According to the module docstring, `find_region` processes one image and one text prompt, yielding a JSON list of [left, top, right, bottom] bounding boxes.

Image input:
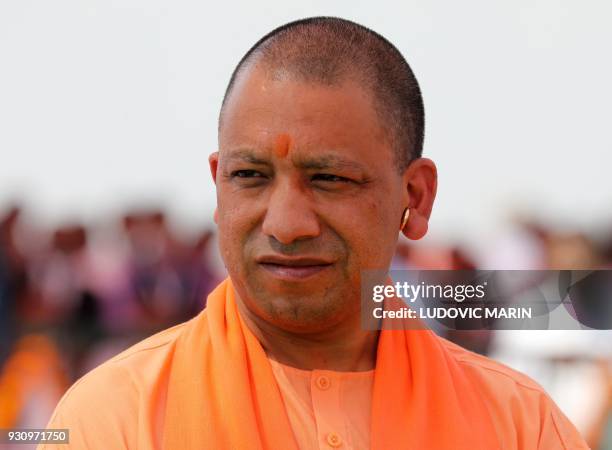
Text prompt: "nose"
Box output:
[[261, 178, 321, 245]]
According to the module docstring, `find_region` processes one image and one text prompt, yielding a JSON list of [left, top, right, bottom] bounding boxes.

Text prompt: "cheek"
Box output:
[[216, 195, 257, 267], [363, 201, 398, 264], [324, 198, 398, 270]]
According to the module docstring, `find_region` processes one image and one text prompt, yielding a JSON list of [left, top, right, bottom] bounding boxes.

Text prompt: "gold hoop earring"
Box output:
[[400, 207, 410, 231]]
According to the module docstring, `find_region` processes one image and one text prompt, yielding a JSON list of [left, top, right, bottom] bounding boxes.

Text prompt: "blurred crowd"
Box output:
[[1, 203, 611, 449], [0, 204, 221, 439]]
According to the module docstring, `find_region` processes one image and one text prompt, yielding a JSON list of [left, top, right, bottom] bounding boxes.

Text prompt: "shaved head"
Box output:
[[219, 16, 425, 171]]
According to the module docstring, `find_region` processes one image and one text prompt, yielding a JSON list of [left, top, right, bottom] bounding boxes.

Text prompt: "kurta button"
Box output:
[[316, 375, 331, 390], [326, 432, 342, 447]]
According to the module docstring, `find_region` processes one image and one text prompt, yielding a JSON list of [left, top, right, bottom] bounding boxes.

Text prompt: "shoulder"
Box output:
[[99, 319, 189, 380], [437, 335, 590, 449], [439, 335, 546, 393], [42, 318, 198, 450], [65, 319, 188, 400]]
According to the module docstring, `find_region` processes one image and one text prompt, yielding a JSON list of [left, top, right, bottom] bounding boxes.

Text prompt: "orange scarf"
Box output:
[[162, 278, 501, 449]]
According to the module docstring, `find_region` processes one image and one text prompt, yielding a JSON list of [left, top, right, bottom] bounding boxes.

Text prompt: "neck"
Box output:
[[236, 299, 380, 372]]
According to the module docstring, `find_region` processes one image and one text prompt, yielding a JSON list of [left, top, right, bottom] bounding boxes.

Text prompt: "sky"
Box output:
[[1, 0, 611, 248]]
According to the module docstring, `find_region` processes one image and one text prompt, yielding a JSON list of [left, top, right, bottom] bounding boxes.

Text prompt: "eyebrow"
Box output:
[[294, 154, 367, 173], [223, 148, 368, 173], [224, 149, 270, 165]]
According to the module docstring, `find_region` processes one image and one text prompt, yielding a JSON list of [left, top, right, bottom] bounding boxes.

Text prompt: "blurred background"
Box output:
[[1, 0, 611, 448]]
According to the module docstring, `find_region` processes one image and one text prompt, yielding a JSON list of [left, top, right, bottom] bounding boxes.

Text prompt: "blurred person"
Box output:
[[391, 240, 455, 269], [0, 334, 67, 430], [81, 214, 151, 334], [0, 237, 14, 366], [450, 245, 477, 270], [50, 226, 104, 369], [0, 206, 27, 364], [41, 17, 589, 450], [20, 224, 95, 324], [545, 231, 601, 269], [476, 217, 548, 270], [390, 240, 412, 269], [6, 222, 109, 382], [179, 229, 220, 315], [603, 232, 612, 268], [0, 247, 10, 363], [121, 211, 190, 325]]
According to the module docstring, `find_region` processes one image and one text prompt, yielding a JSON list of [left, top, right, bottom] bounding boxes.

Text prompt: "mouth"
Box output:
[[256, 255, 334, 281]]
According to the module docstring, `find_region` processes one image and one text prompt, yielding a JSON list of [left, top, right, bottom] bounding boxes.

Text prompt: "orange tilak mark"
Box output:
[[274, 133, 292, 158]]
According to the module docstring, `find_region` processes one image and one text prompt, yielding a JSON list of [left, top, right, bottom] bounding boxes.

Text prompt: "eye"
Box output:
[[311, 173, 352, 183], [231, 169, 265, 178]]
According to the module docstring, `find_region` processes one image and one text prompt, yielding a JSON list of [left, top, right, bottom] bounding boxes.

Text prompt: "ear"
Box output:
[[400, 158, 437, 240], [209, 151, 219, 184], [209, 152, 220, 225]]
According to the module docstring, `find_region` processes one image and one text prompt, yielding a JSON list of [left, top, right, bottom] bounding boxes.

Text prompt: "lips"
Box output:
[[255, 255, 334, 281]]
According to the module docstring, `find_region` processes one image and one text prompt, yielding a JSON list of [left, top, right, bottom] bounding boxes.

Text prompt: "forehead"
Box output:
[[219, 65, 392, 164]]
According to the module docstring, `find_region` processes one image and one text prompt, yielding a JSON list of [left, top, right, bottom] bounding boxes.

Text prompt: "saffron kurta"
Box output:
[[40, 278, 589, 449]]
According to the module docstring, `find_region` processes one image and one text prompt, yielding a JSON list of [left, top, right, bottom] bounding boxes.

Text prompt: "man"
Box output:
[[41, 17, 589, 449]]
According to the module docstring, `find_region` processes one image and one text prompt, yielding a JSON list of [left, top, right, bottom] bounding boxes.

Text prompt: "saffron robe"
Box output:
[[40, 278, 589, 449]]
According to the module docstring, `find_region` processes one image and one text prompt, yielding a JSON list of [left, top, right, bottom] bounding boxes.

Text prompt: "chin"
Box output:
[[257, 291, 351, 330]]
